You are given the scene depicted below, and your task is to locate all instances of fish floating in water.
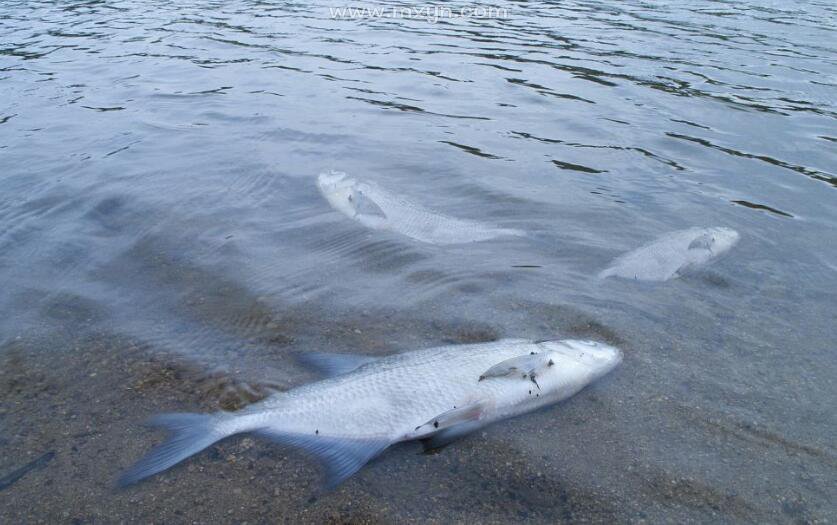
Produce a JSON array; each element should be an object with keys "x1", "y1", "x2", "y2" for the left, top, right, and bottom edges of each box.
[
  {"x1": 599, "y1": 227, "x2": 740, "y2": 281},
  {"x1": 316, "y1": 171, "x2": 525, "y2": 245},
  {"x1": 119, "y1": 338, "x2": 621, "y2": 488}
]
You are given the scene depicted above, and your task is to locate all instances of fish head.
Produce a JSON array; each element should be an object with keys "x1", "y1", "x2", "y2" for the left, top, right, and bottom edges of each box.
[
  {"x1": 536, "y1": 339, "x2": 622, "y2": 382},
  {"x1": 705, "y1": 227, "x2": 740, "y2": 254},
  {"x1": 317, "y1": 171, "x2": 360, "y2": 217}
]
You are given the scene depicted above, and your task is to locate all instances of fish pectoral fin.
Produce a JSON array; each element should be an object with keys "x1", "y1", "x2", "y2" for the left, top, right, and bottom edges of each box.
[
  {"x1": 478, "y1": 353, "x2": 546, "y2": 382},
  {"x1": 254, "y1": 429, "x2": 390, "y2": 490},
  {"x1": 688, "y1": 233, "x2": 714, "y2": 251},
  {"x1": 352, "y1": 190, "x2": 387, "y2": 219},
  {"x1": 420, "y1": 420, "x2": 484, "y2": 454},
  {"x1": 416, "y1": 402, "x2": 487, "y2": 454},
  {"x1": 415, "y1": 402, "x2": 485, "y2": 434},
  {"x1": 295, "y1": 351, "x2": 380, "y2": 378}
]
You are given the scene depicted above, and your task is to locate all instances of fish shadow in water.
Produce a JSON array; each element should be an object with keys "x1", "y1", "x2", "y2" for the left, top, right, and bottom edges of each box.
[{"x1": 679, "y1": 270, "x2": 732, "y2": 289}]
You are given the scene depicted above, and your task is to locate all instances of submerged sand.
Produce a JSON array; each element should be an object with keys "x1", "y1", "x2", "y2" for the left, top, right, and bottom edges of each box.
[{"x1": 1, "y1": 308, "x2": 833, "y2": 523}]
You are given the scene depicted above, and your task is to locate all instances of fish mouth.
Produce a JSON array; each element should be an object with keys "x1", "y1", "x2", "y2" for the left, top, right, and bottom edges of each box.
[{"x1": 317, "y1": 170, "x2": 352, "y2": 190}]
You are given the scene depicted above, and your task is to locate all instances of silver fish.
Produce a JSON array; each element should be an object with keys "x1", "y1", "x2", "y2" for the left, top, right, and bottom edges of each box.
[
  {"x1": 316, "y1": 171, "x2": 525, "y2": 245},
  {"x1": 599, "y1": 227, "x2": 740, "y2": 281},
  {"x1": 119, "y1": 338, "x2": 622, "y2": 488}
]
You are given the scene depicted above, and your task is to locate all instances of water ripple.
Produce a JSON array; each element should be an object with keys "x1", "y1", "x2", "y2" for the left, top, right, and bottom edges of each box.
[{"x1": 0, "y1": 1, "x2": 835, "y2": 519}]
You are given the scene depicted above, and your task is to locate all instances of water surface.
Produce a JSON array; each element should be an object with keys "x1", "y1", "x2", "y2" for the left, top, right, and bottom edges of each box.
[{"x1": 1, "y1": 0, "x2": 835, "y2": 522}]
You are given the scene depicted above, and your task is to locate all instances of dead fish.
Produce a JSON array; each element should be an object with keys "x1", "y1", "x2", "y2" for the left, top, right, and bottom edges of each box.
[
  {"x1": 119, "y1": 338, "x2": 621, "y2": 489},
  {"x1": 316, "y1": 171, "x2": 525, "y2": 245},
  {"x1": 599, "y1": 227, "x2": 740, "y2": 281}
]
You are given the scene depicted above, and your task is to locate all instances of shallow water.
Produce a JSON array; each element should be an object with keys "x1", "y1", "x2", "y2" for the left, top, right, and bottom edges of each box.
[{"x1": 1, "y1": 0, "x2": 835, "y2": 522}]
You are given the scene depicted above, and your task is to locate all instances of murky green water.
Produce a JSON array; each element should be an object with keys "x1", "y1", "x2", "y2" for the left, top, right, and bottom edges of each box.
[{"x1": 1, "y1": 0, "x2": 835, "y2": 522}]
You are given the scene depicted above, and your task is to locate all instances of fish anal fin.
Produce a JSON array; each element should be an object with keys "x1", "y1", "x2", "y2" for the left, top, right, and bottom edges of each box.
[
  {"x1": 295, "y1": 352, "x2": 379, "y2": 378},
  {"x1": 254, "y1": 429, "x2": 390, "y2": 490}
]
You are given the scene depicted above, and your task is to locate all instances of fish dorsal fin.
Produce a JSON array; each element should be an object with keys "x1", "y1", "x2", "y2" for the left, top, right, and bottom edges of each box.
[
  {"x1": 688, "y1": 233, "x2": 714, "y2": 251},
  {"x1": 296, "y1": 352, "x2": 379, "y2": 378},
  {"x1": 254, "y1": 429, "x2": 390, "y2": 490},
  {"x1": 350, "y1": 188, "x2": 387, "y2": 219},
  {"x1": 478, "y1": 353, "x2": 551, "y2": 382},
  {"x1": 415, "y1": 402, "x2": 486, "y2": 453}
]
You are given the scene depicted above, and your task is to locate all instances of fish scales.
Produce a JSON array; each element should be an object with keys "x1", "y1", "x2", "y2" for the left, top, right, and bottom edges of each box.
[{"x1": 119, "y1": 339, "x2": 621, "y2": 488}]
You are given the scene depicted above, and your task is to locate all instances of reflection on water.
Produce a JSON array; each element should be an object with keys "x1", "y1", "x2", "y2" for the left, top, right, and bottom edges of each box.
[{"x1": 1, "y1": 0, "x2": 835, "y2": 522}]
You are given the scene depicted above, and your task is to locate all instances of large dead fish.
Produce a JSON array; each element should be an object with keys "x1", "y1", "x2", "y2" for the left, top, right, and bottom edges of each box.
[
  {"x1": 119, "y1": 338, "x2": 621, "y2": 488},
  {"x1": 599, "y1": 227, "x2": 740, "y2": 281},
  {"x1": 316, "y1": 171, "x2": 525, "y2": 244}
]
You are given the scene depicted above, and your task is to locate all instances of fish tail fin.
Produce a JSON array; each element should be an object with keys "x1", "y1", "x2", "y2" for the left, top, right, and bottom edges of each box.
[{"x1": 118, "y1": 412, "x2": 233, "y2": 487}]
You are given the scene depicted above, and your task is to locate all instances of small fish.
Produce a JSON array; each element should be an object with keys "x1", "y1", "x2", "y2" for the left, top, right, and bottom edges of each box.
[
  {"x1": 0, "y1": 451, "x2": 55, "y2": 491},
  {"x1": 599, "y1": 227, "x2": 739, "y2": 281},
  {"x1": 119, "y1": 339, "x2": 621, "y2": 489},
  {"x1": 316, "y1": 171, "x2": 525, "y2": 245}
]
